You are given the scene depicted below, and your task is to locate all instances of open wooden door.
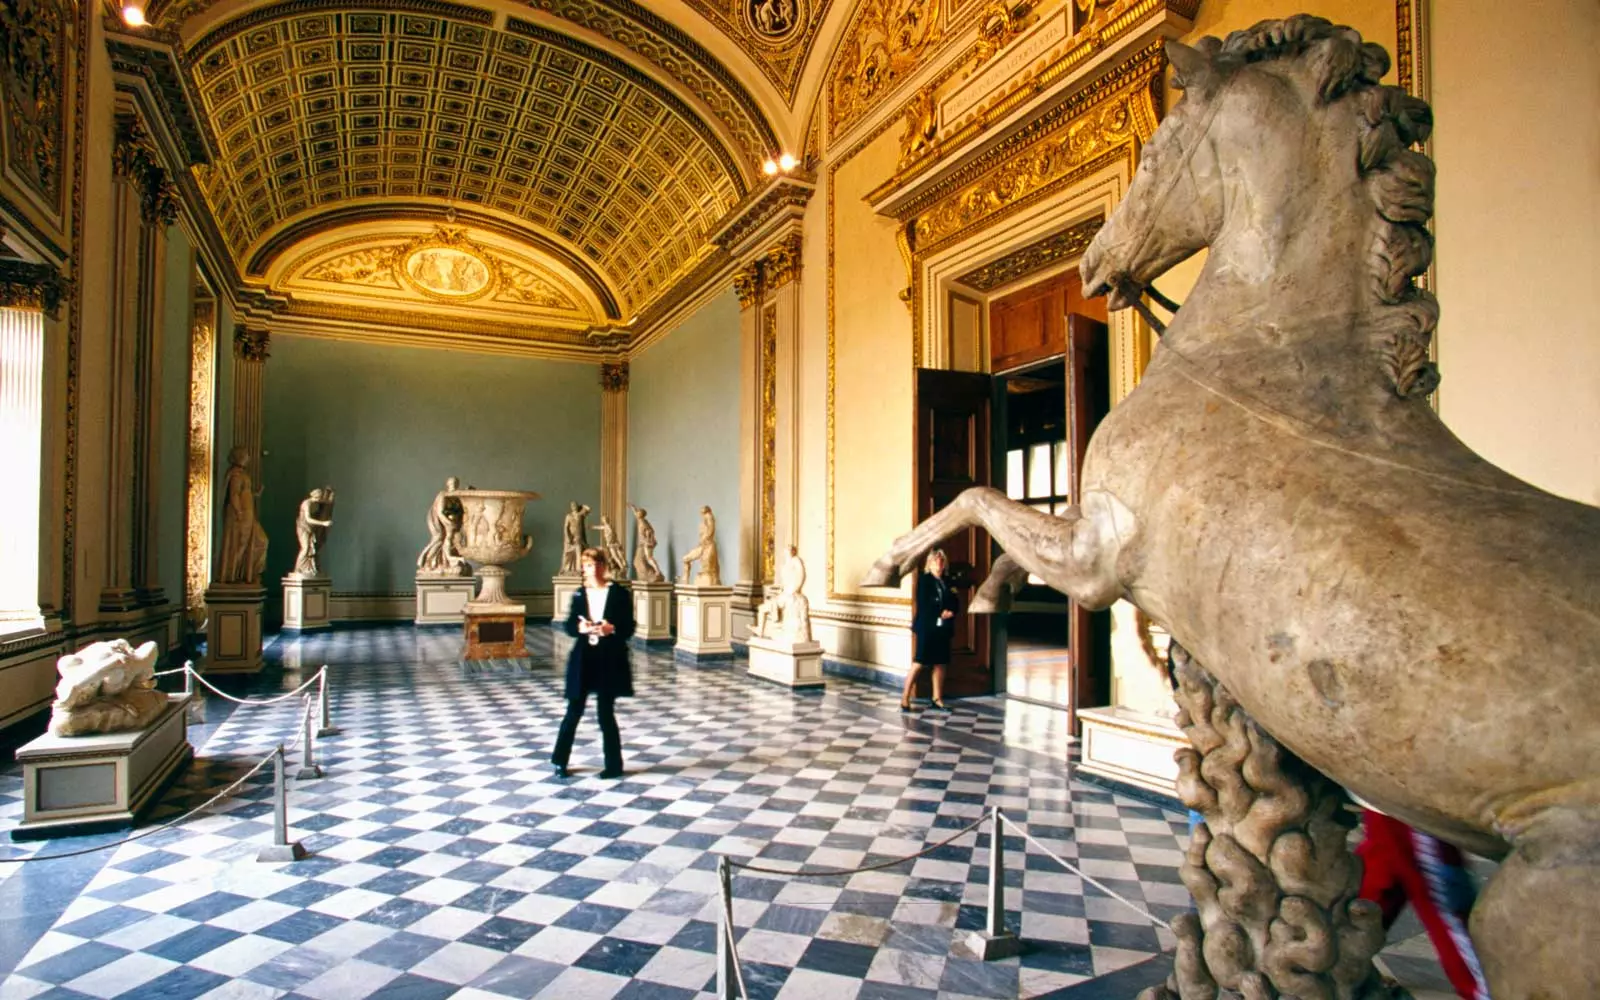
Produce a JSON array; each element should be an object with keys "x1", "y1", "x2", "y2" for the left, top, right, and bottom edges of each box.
[
  {"x1": 1066, "y1": 314, "x2": 1112, "y2": 731},
  {"x1": 915, "y1": 368, "x2": 992, "y2": 697}
]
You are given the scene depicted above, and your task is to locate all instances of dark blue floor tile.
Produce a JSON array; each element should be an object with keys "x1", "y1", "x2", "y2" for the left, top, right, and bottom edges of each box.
[
  {"x1": 147, "y1": 924, "x2": 242, "y2": 963},
  {"x1": 362, "y1": 898, "x2": 439, "y2": 930},
  {"x1": 574, "y1": 936, "x2": 661, "y2": 977},
  {"x1": 539, "y1": 874, "x2": 607, "y2": 900},
  {"x1": 1088, "y1": 920, "x2": 1161, "y2": 952},
  {"x1": 554, "y1": 902, "x2": 631, "y2": 934},
  {"x1": 358, "y1": 930, "x2": 449, "y2": 970},
  {"x1": 668, "y1": 919, "x2": 718, "y2": 954},
  {"x1": 169, "y1": 891, "x2": 253, "y2": 922},
  {"x1": 467, "y1": 955, "x2": 565, "y2": 995},
  {"x1": 19, "y1": 941, "x2": 131, "y2": 984},
  {"x1": 796, "y1": 938, "x2": 875, "y2": 979},
  {"x1": 365, "y1": 973, "x2": 457, "y2": 1000},
  {"x1": 461, "y1": 916, "x2": 543, "y2": 952},
  {"x1": 256, "y1": 910, "x2": 345, "y2": 945},
  {"x1": 131, "y1": 965, "x2": 230, "y2": 999}
]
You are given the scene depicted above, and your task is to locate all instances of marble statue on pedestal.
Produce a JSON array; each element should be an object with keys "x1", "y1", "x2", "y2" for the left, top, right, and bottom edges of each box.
[
  {"x1": 680, "y1": 505, "x2": 721, "y2": 585},
  {"x1": 290, "y1": 487, "x2": 335, "y2": 577},
  {"x1": 591, "y1": 514, "x2": 629, "y2": 580},
  {"x1": 417, "y1": 476, "x2": 470, "y2": 577},
  {"x1": 753, "y1": 545, "x2": 811, "y2": 642},
  {"x1": 49, "y1": 639, "x2": 167, "y2": 737},
  {"x1": 866, "y1": 18, "x2": 1600, "y2": 997},
  {"x1": 218, "y1": 446, "x2": 268, "y2": 585},
  {"x1": 629, "y1": 504, "x2": 665, "y2": 582},
  {"x1": 559, "y1": 501, "x2": 591, "y2": 575}
]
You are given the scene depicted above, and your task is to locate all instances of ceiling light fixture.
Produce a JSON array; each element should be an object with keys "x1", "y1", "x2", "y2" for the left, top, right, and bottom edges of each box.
[
  {"x1": 778, "y1": 153, "x2": 797, "y2": 172},
  {"x1": 762, "y1": 158, "x2": 779, "y2": 176},
  {"x1": 762, "y1": 152, "x2": 799, "y2": 177},
  {"x1": 121, "y1": 1, "x2": 147, "y2": 26}
]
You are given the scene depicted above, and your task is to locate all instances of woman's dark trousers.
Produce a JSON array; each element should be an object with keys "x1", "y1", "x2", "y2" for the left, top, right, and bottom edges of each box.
[{"x1": 552, "y1": 693, "x2": 621, "y2": 772}]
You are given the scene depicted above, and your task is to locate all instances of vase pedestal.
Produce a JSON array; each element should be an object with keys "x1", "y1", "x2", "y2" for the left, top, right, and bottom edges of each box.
[
  {"x1": 415, "y1": 575, "x2": 474, "y2": 625},
  {"x1": 282, "y1": 575, "x2": 331, "y2": 631},
  {"x1": 464, "y1": 602, "x2": 528, "y2": 660},
  {"x1": 631, "y1": 580, "x2": 674, "y2": 644},
  {"x1": 204, "y1": 585, "x2": 265, "y2": 674},
  {"x1": 675, "y1": 584, "x2": 734, "y2": 664},
  {"x1": 746, "y1": 635, "x2": 825, "y2": 688}
]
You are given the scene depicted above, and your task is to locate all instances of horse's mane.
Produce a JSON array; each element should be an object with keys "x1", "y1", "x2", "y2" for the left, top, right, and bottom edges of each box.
[{"x1": 1207, "y1": 16, "x2": 1441, "y2": 398}]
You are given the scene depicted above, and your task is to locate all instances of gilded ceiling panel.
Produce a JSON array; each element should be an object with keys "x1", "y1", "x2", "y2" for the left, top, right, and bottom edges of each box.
[
  {"x1": 186, "y1": 6, "x2": 746, "y2": 311},
  {"x1": 672, "y1": 0, "x2": 836, "y2": 100}
]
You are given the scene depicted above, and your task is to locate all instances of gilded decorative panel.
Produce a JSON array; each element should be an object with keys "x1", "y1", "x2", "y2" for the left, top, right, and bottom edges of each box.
[
  {"x1": 186, "y1": 8, "x2": 745, "y2": 312},
  {"x1": 759, "y1": 305, "x2": 777, "y2": 581},
  {"x1": 0, "y1": 0, "x2": 69, "y2": 213},
  {"x1": 829, "y1": 0, "x2": 946, "y2": 141},
  {"x1": 675, "y1": 0, "x2": 835, "y2": 100},
  {"x1": 952, "y1": 214, "x2": 1102, "y2": 292}
]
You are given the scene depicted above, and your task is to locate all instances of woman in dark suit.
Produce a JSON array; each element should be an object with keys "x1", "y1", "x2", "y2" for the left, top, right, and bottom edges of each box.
[
  {"x1": 902, "y1": 548, "x2": 958, "y2": 712},
  {"x1": 552, "y1": 547, "x2": 636, "y2": 779}
]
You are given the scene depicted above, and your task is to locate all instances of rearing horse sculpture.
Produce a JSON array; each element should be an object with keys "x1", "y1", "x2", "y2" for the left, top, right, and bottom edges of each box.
[{"x1": 865, "y1": 16, "x2": 1600, "y2": 997}]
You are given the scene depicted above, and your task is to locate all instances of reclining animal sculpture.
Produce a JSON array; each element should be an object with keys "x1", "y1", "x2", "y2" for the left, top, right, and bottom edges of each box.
[{"x1": 865, "y1": 16, "x2": 1599, "y2": 998}]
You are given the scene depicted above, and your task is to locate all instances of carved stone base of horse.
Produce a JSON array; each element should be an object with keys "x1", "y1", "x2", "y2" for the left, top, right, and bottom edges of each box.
[{"x1": 1138, "y1": 645, "x2": 1402, "y2": 1000}]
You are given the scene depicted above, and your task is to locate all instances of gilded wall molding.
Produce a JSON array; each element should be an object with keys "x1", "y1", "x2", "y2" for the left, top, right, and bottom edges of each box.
[
  {"x1": 0, "y1": 260, "x2": 70, "y2": 319},
  {"x1": 599, "y1": 360, "x2": 630, "y2": 391},
  {"x1": 233, "y1": 325, "x2": 271, "y2": 361},
  {"x1": 828, "y1": 0, "x2": 946, "y2": 142},
  {"x1": 111, "y1": 117, "x2": 180, "y2": 227},
  {"x1": 61, "y1": 0, "x2": 92, "y2": 620},
  {"x1": 762, "y1": 234, "x2": 803, "y2": 292},
  {"x1": 951, "y1": 213, "x2": 1102, "y2": 292},
  {"x1": 104, "y1": 31, "x2": 217, "y2": 167},
  {"x1": 734, "y1": 264, "x2": 763, "y2": 309},
  {"x1": 184, "y1": 298, "x2": 216, "y2": 627}
]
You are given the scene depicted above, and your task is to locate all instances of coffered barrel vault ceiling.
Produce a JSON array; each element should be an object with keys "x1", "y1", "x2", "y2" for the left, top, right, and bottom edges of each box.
[{"x1": 186, "y1": 4, "x2": 759, "y2": 314}]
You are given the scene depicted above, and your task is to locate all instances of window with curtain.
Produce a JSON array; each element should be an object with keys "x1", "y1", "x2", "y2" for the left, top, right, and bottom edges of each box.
[{"x1": 0, "y1": 306, "x2": 44, "y2": 630}]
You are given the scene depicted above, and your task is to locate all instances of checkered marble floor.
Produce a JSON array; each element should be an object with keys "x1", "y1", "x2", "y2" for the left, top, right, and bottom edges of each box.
[{"x1": 1, "y1": 625, "x2": 1452, "y2": 999}]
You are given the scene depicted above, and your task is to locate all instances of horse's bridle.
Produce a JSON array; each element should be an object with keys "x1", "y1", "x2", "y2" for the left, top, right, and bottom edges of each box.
[{"x1": 1116, "y1": 278, "x2": 1183, "y2": 337}]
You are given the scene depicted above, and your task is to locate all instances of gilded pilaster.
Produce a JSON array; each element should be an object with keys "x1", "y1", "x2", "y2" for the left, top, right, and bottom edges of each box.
[{"x1": 599, "y1": 361, "x2": 629, "y2": 541}]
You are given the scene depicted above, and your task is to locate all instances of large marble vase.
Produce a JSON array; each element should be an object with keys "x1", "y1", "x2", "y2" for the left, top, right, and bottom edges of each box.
[{"x1": 451, "y1": 489, "x2": 540, "y2": 609}]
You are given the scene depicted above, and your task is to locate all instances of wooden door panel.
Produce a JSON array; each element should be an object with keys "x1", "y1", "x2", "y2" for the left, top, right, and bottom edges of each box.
[
  {"x1": 916, "y1": 368, "x2": 992, "y2": 697},
  {"x1": 1066, "y1": 314, "x2": 1112, "y2": 731},
  {"x1": 991, "y1": 282, "x2": 1066, "y2": 374}
]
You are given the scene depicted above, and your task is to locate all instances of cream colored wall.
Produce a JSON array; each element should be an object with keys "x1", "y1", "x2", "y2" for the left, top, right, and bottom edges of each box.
[
  {"x1": 1433, "y1": 0, "x2": 1600, "y2": 506},
  {"x1": 1187, "y1": 0, "x2": 1396, "y2": 56},
  {"x1": 826, "y1": 128, "x2": 917, "y2": 605}
]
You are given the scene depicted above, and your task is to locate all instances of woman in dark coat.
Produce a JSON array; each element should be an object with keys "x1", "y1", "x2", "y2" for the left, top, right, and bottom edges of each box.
[
  {"x1": 551, "y1": 547, "x2": 636, "y2": 778},
  {"x1": 902, "y1": 548, "x2": 958, "y2": 712}
]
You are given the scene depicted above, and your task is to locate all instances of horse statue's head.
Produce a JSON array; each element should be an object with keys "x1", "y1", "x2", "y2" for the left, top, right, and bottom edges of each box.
[{"x1": 1082, "y1": 16, "x2": 1440, "y2": 399}]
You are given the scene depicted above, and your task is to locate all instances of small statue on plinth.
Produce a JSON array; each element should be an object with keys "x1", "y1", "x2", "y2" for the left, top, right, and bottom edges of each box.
[
  {"x1": 417, "y1": 476, "x2": 470, "y2": 577},
  {"x1": 629, "y1": 503, "x2": 664, "y2": 582},
  {"x1": 559, "y1": 501, "x2": 591, "y2": 575},
  {"x1": 49, "y1": 639, "x2": 168, "y2": 737},
  {"x1": 680, "y1": 505, "x2": 721, "y2": 585},
  {"x1": 290, "y1": 486, "x2": 335, "y2": 577},
  {"x1": 591, "y1": 514, "x2": 629, "y2": 581},
  {"x1": 218, "y1": 446, "x2": 268, "y2": 585},
  {"x1": 754, "y1": 546, "x2": 812, "y2": 642}
]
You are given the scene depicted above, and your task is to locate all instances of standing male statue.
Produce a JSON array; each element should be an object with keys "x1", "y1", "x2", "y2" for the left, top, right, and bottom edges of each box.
[
  {"x1": 754, "y1": 545, "x2": 811, "y2": 642},
  {"x1": 291, "y1": 486, "x2": 336, "y2": 577},
  {"x1": 218, "y1": 446, "x2": 268, "y2": 585},
  {"x1": 680, "y1": 505, "x2": 721, "y2": 585},
  {"x1": 591, "y1": 514, "x2": 629, "y2": 581},
  {"x1": 417, "y1": 476, "x2": 469, "y2": 576},
  {"x1": 560, "y1": 502, "x2": 591, "y2": 575},
  {"x1": 628, "y1": 504, "x2": 664, "y2": 582}
]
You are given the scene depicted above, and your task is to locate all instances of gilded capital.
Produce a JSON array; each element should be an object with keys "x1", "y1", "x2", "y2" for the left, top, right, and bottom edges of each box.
[
  {"x1": 733, "y1": 264, "x2": 763, "y2": 309},
  {"x1": 234, "y1": 325, "x2": 271, "y2": 362},
  {"x1": 0, "y1": 260, "x2": 69, "y2": 319},
  {"x1": 762, "y1": 235, "x2": 803, "y2": 292},
  {"x1": 113, "y1": 117, "x2": 181, "y2": 227},
  {"x1": 600, "y1": 361, "x2": 630, "y2": 392}
]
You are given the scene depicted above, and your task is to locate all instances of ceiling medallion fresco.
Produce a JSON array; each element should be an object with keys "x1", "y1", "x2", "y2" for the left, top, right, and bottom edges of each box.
[
  {"x1": 670, "y1": 0, "x2": 832, "y2": 98},
  {"x1": 285, "y1": 226, "x2": 590, "y2": 319},
  {"x1": 185, "y1": 5, "x2": 747, "y2": 313}
]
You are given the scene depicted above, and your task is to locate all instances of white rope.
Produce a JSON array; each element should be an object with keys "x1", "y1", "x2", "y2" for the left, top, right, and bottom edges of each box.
[
  {"x1": 151, "y1": 665, "x2": 189, "y2": 677},
  {"x1": 0, "y1": 749, "x2": 278, "y2": 863},
  {"x1": 998, "y1": 814, "x2": 1173, "y2": 932},
  {"x1": 186, "y1": 665, "x2": 324, "y2": 705}
]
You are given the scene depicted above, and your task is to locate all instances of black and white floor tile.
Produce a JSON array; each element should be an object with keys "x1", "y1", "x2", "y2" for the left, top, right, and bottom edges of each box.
[{"x1": 2, "y1": 626, "x2": 1450, "y2": 999}]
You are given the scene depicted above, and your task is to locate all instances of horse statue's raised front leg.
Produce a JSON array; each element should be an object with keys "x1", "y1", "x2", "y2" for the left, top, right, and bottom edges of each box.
[{"x1": 860, "y1": 486, "x2": 1136, "y2": 610}]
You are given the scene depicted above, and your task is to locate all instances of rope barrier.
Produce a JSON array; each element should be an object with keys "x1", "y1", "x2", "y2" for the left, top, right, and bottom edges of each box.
[
  {"x1": 726, "y1": 815, "x2": 988, "y2": 878},
  {"x1": 185, "y1": 665, "x2": 324, "y2": 706},
  {"x1": 998, "y1": 815, "x2": 1173, "y2": 932}
]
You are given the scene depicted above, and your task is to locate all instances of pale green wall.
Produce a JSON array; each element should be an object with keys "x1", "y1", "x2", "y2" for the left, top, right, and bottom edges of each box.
[
  {"x1": 628, "y1": 289, "x2": 741, "y2": 578},
  {"x1": 261, "y1": 335, "x2": 601, "y2": 599},
  {"x1": 156, "y1": 230, "x2": 193, "y2": 606}
]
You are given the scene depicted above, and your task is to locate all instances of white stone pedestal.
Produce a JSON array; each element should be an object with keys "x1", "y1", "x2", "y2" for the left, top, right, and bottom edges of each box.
[
  {"x1": 13, "y1": 693, "x2": 193, "y2": 839},
  {"x1": 675, "y1": 584, "x2": 734, "y2": 663},
  {"x1": 746, "y1": 635, "x2": 825, "y2": 688},
  {"x1": 415, "y1": 576, "x2": 475, "y2": 625},
  {"x1": 550, "y1": 573, "x2": 582, "y2": 627},
  {"x1": 282, "y1": 575, "x2": 331, "y2": 631},
  {"x1": 1077, "y1": 706, "x2": 1186, "y2": 800},
  {"x1": 204, "y1": 585, "x2": 265, "y2": 674},
  {"x1": 631, "y1": 580, "x2": 674, "y2": 644}
]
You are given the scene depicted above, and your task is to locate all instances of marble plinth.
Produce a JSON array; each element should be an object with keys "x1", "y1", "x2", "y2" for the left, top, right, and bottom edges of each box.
[
  {"x1": 13, "y1": 693, "x2": 193, "y2": 839},
  {"x1": 282, "y1": 575, "x2": 331, "y2": 631},
  {"x1": 746, "y1": 635, "x2": 825, "y2": 688},
  {"x1": 415, "y1": 576, "x2": 475, "y2": 625},
  {"x1": 204, "y1": 585, "x2": 265, "y2": 674},
  {"x1": 1077, "y1": 705, "x2": 1186, "y2": 801},
  {"x1": 631, "y1": 580, "x2": 674, "y2": 644},
  {"x1": 464, "y1": 605, "x2": 527, "y2": 660},
  {"x1": 730, "y1": 582, "x2": 761, "y2": 642},
  {"x1": 675, "y1": 584, "x2": 734, "y2": 663},
  {"x1": 550, "y1": 574, "x2": 582, "y2": 628}
]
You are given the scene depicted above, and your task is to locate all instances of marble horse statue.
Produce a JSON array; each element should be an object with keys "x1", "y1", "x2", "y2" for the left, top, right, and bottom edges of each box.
[{"x1": 865, "y1": 17, "x2": 1600, "y2": 998}]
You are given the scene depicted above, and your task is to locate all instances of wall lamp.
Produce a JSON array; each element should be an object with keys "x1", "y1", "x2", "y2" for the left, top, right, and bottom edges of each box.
[
  {"x1": 761, "y1": 152, "x2": 799, "y2": 176},
  {"x1": 121, "y1": 0, "x2": 147, "y2": 26}
]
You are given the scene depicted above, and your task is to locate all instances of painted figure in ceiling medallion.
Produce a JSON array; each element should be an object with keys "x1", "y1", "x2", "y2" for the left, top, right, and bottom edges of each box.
[
  {"x1": 404, "y1": 246, "x2": 491, "y2": 298},
  {"x1": 747, "y1": 0, "x2": 803, "y2": 40}
]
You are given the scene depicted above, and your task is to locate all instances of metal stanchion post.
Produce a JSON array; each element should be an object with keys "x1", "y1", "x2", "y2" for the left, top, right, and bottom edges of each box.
[
  {"x1": 316, "y1": 667, "x2": 340, "y2": 737},
  {"x1": 257, "y1": 745, "x2": 308, "y2": 862},
  {"x1": 964, "y1": 807, "x2": 1022, "y2": 960},
  {"x1": 717, "y1": 856, "x2": 740, "y2": 999},
  {"x1": 295, "y1": 696, "x2": 323, "y2": 781},
  {"x1": 182, "y1": 661, "x2": 193, "y2": 697}
]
